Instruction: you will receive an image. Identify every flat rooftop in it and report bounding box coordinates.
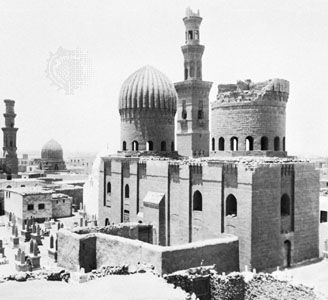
[107,152,310,168]
[3,186,53,195]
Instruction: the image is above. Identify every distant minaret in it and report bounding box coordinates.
[2,100,18,176]
[175,8,212,157]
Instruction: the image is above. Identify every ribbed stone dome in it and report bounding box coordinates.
[119,65,177,113]
[41,139,63,160]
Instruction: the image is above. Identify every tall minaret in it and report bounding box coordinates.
[2,100,18,176]
[175,8,212,157]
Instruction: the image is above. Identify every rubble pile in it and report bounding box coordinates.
[87,265,129,280]
[245,273,319,300]
[216,79,290,104]
[165,269,324,300]
[210,272,245,300]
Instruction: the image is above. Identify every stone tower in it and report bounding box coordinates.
[175,8,212,158]
[211,79,289,156]
[2,100,18,175]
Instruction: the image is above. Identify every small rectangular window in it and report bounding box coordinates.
[27,204,34,211]
[38,203,45,210]
[320,211,327,223]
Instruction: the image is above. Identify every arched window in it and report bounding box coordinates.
[274,137,280,151]
[193,190,202,211]
[122,141,127,151]
[125,184,130,198]
[161,141,166,151]
[212,138,215,151]
[107,182,111,194]
[281,194,291,216]
[146,141,153,151]
[230,137,238,151]
[171,142,175,152]
[226,194,237,216]
[132,141,138,151]
[219,137,225,151]
[283,137,286,151]
[261,136,268,150]
[245,136,254,151]
[6,185,11,188]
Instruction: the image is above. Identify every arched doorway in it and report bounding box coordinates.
[283,240,291,267]
[105,218,109,226]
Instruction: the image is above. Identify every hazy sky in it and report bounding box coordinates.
[0,0,327,157]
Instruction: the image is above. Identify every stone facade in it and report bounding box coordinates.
[4,187,72,223]
[91,156,319,271]
[51,193,72,218]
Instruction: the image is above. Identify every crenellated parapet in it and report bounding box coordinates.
[214,79,289,106]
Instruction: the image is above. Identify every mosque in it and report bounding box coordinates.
[40,139,66,172]
[83,8,319,271]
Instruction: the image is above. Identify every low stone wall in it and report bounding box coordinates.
[57,230,82,272]
[57,230,239,275]
[161,236,239,274]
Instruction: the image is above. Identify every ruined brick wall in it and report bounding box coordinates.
[211,79,289,153]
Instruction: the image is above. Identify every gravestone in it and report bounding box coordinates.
[31,224,42,245]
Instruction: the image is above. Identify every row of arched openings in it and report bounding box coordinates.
[122,141,174,151]
[192,191,237,217]
[106,182,130,198]
[211,136,286,152]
